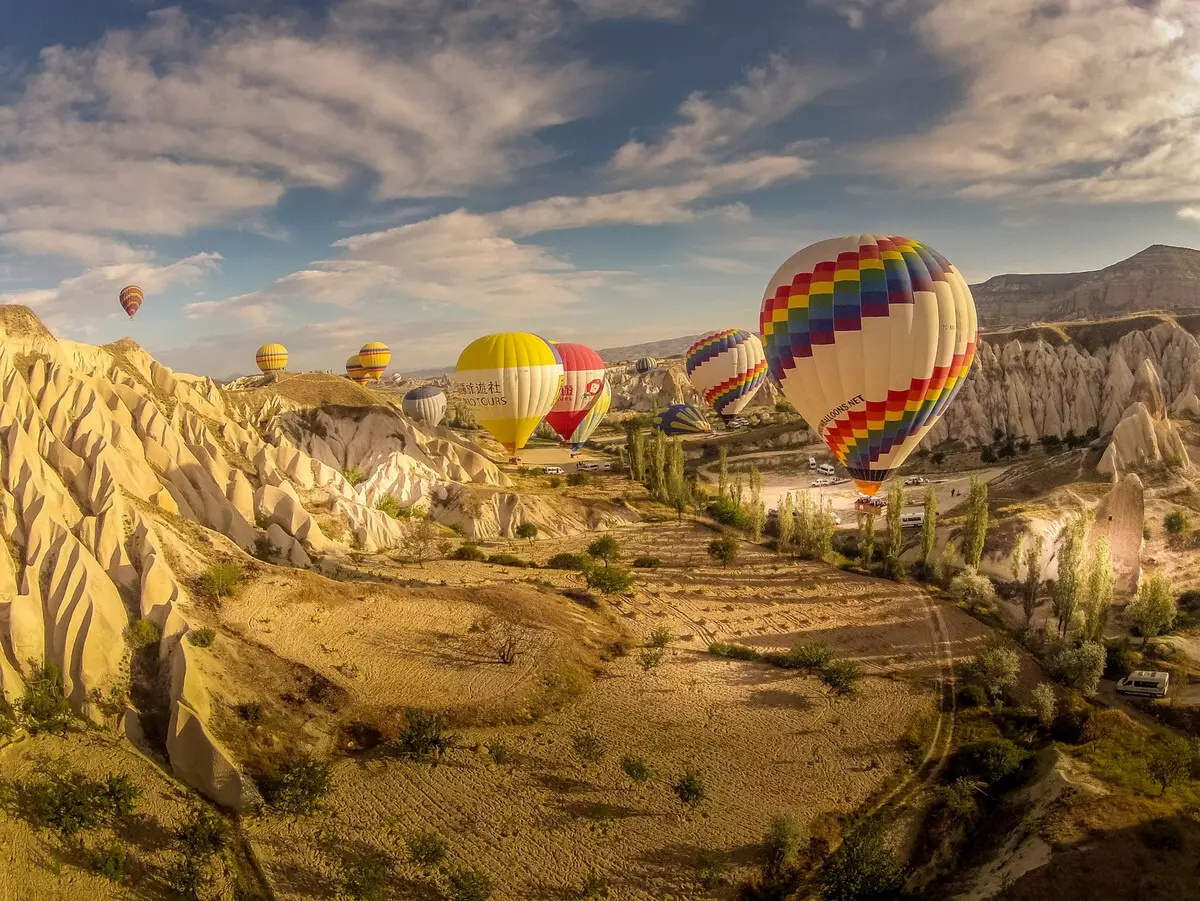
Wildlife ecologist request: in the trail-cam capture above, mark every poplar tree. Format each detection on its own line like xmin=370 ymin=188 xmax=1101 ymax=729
xmin=962 ymin=477 xmax=988 ymax=568
xmin=886 ymin=481 xmax=904 ymax=566
xmin=858 ymin=511 xmax=876 ymax=564
xmin=920 ymin=486 xmax=937 ymax=570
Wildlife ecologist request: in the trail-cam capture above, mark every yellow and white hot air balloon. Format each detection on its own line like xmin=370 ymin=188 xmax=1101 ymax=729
xmin=359 ymin=341 xmax=391 ymax=380
xmin=256 ymin=343 xmax=288 ymax=375
xmin=454 ymin=332 xmax=563 ymax=458
xmin=760 ymin=234 xmax=978 ymax=496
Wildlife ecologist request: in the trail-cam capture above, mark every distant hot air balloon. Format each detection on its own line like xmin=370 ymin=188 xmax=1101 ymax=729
xmin=635 ymin=357 xmax=657 ymax=373
xmin=543 ymin=342 xmax=607 ymax=443
xmin=359 ymin=342 xmax=391 ymax=380
xmin=119 ymin=285 xmax=144 ymax=319
xmin=402 ymin=385 xmax=448 ymax=425
xmin=256 ymin=343 xmax=288 ymax=375
xmin=569 ymin=381 xmax=611 ymax=453
xmin=685 ymin=329 xmax=768 ymax=421
xmin=655 ymin=404 xmax=711 ymax=436
xmin=346 ymin=354 xmax=369 ymax=384
xmin=454 ymin=332 xmax=564 ymax=458
xmin=760 ymin=234 xmax=978 ymax=497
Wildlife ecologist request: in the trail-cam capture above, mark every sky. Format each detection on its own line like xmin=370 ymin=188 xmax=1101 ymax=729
xmin=2 ymin=0 xmax=1200 ymax=377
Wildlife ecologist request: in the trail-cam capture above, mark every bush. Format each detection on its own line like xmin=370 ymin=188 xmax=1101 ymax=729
xmin=762 ymin=814 xmax=806 ymax=880
xmin=390 ymin=708 xmax=456 ymax=761
xmin=707 ymin=497 xmax=746 ymax=528
xmin=485 ymin=740 xmax=510 ymax=764
xmin=548 ymin=552 xmax=589 ymax=571
xmin=949 ymin=568 xmax=997 ymax=614
xmin=951 ymin=738 xmax=1030 ymax=786
xmin=577 ymin=871 xmax=609 ymax=900
xmin=406 ymin=830 xmax=447 ymax=867
xmin=19 ymin=662 xmax=74 ymax=734
xmin=448 ymin=868 xmax=493 ymax=901
xmin=639 ymin=648 xmax=664 ymax=671
xmin=1052 ymin=640 xmax=1105 ymax=696
xmin=1164 ymin=510 xmax=1191 ymax=536
xmin=671 ymin=768 xmax=706 ymax=809
xmin=820 ymin=660 xmax=863 ymax=698
xmin=621 ymin=755 xmax=650 ymax=782
xmin=1128 ymin=574 xmax=1178 ymax=640
xmin=453 ymin=542 xmax=488 ymax=562
xmin=341 ymin=854 xmax=388 ymax=901
xmin=125 ymin=618 xmax=161 ymax=650
xmin=487 ymin=552 xmax=529 ymax=568
xmin=696 ymin=848 xmax=729 ymax=890
xmin=958 ymin=684 xmax=989 ymax=708
xmin=646 ymin=626 xmax=674 ymax=649
xmin=548 ymin=477 xmax=562 ymax=488
xmin=820 ymin=820 xmax=904 ymax=901
xmin=342 ymin=467 xmax=365 ymax=486
xmin=709 ymin=642 xmax=761 ymax=661
xmin=86 ymin=845 xmax=128 ymax=882
xmin=375 ymin=495 xmax=406 ymax=518
xmin=968 ymin=644 xmax=1020 ymax=701
xmin=201 ymin=562 xmax=242 ymax=601
xmin=515 ymin=522 xmax=539 ymax=542
xmin=583 ymin=565 xmax=634 ymax=595
xmin=176 ymin=805 xmax=228 ymax=859
xmin=1030 ymin=682 xmax=1057 ymax=728
xmin=572 ymin=729 xmax=606 ymax=764
xmin=934 ymin=778 xmax=980 ymax=821
xmin=187 ymin=627 xmax=216 ymax=648
xmin=26 ymin=770 xmax=140 ymax=840
xmin=707 ymin=535 xmax=740 ymax=568
xmin=781 ymin=642 xmax=833 ymax=672
xmin=237 ymin=701 xmax=262 ymax=725
xmin=257 ymin=754 xmax=332 ymax=815
xmin=633 ymin=556 xmax=661 ymax=569
xmin=567 ymin=472 xmax=593 ymax=487
xmin=1105 ymin=639 xmax=1138 ymax=679
xmin=586 ymin=535 xmax=621 ymax=567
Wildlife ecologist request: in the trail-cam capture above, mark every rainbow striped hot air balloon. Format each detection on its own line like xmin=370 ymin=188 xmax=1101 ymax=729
xmin=359 ymin=342 xmax=391 ymax=380
xmin=402 ymin=385 xmax=448 ymax=425
xmin=455 ymin=333 xmax=564 ymax=458
xmin=119 ymin=285 xmax=143 ymax=319
xmin=256 ymin=343 xmax=288 ymax=375
xmin=655 ymin=404 xmax=711 ymax=436
xmin=544 ymin=342 xmax=607 ymax=444
xmin=569 ymin=381 xmax=611 ymax=452
xmin=760 ymin=234 xmax=978 ymax=497
xmin=346 ymin=354 xmax=369 ymax=384
xmin=685 ymin=329 xmax=768 ymax=421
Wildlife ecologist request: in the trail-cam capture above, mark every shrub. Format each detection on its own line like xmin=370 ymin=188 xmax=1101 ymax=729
xmin=1052 ymin=640 xmax=1105 ymax=696
xmin=621 ymin=755 xmax=650 ymax=782
xmin=949 ymin=568 xmax=997 ymax=614
xmin=176 ymin=805 xmax=228 ymax=859
xmin=86 ymin=845 xmax=128 ymax=882
xmin=187 ymin=627 xmax=216 ymax=648
xmin=572 ymin=729 xmax=606 ymax=764
xmin=125 ymin=618 xmax=161 ymax=650
xmin=586 ymin=535 xmax=621 ymax=567
xmin=375 ymin=495 xmax=405 ymax=518
xmin=707 ymin=497 xmax=746 ymax=528
xmin=1105 ymin=639 xmax=1138 ymax=679
xmin=707 ymin=535 xmax=740 ymax=568
xmin=1148 ymin=734 xmax=1192 ymax=795
xmin=951 ymin=738 xmax=1030 ymax=786
xmin=820 ymin=820 xmax=904 ymax=901
xmin=578 ymin=871 xmax=609 ymax=900
xmin=26 ymin=770 xmax=140 ymax=840
xmin=958 ymin=684 xmax=988 ymax=708
xmin=201 ymin=562 xmax=242 ymax=601
xmin=257 ymin=754 xmax=332 ymax=815
xmin=452 ymin=542 xmax=488 ymax=562
xmin=515 ymin=522 xmax=539 ymax=542
xmin=633 ymin=556 xmax=661 ymax=569
xmin=19 ymin=662 xmax=74 ymax=734
xmin=390 ymin=708 xmax=456 ymax=761
xmin=782 ymin=642 xmax=833 ymax=672
xmin=762 ymin=814 xmax=806 ymax=880
xmin=342 ymin=467 xmax=365 ymax=486
xmin=709 ymin=642 xmax=760 ymax=661
xmin=548 ymin=552 xmax=589 ymax=571
xmin=820 ymin=660 xmax=863 ymax=698
xmin=646 ymin=626 xmax=674 ymax=649
xmin=567 ymin=472 xmax=592 ymax=487
xmin=968 ymin=644 xmax=1021 ymax=701
xmin=1164 ymin=510 xmax=1191 ymax=536
xmin=671 ymin=768 xmax=706 ymax=809
xmin=1030 ymin=682 xmax=1057 ymax=728
xmin=487 ymin=552 xmax=529 ymax=568
xmin=485 ymin=740 xmax=510 ymax=764
xmin=236 ymin=701 xmax=262 ymax=725
xmin=340 ymin=853 xmax=388 ymax=901
xmin=583 ymin=565 xmax=634 ymax=595
xmin=934 ymin=778 xmax=980 ymax=820
xmin=696 ymin=848 xmax=729 ymax=890
xmin=548 ymin=477 xmax=563 ymax=488
xmin=448 ymin=868 xmax=493 ymax=901
xmin=406 ymin=830 xmax=447 ymax=867
xmin=639 ymin=648 xmax=664 ymax=671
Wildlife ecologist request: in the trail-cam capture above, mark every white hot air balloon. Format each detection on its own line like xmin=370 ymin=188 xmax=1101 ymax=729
xmin=402 ymin=385 xmax=448 ymax=425
xmin=684 ymin=329 xmax=768 ymax=421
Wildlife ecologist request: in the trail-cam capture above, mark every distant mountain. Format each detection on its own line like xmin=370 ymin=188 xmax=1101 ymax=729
xmin=596 ymin=333 xmax=703 ymax=363
xmin=971 ymin=244 xmax=1200 ymax=328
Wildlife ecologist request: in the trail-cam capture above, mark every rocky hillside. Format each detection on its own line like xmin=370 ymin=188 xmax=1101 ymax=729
xmin=605 ymin=358 xmax=781 ymax=413
xmin=971 ymin=244 xmax=1200 ymax=328
xmin=0 ymin=305 xmax=635 ymax=809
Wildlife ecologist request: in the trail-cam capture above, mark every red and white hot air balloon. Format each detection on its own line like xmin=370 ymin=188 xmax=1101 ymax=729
xmin=543 ymin=342 xmax=607 ymax=444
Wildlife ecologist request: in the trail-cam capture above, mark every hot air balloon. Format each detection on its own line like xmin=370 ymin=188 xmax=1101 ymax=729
xmin=655 ymin=404 xmax=711 ymax=436
xmin=402 ymin=385 xmax=448 ymax=425
xmin=454 ymin=332 xmax=564 ymax=458
xmin=119 ymin=285 xmax=143 ymax=319
xmin=760 ymin=234 xmax=978 ymax=497
xmin=543 ymin=342 xmax=607 ymax=443
xmin=569 ymin=382 xmax=611 ymax=453
xmin=635 ymin=357 xmax=657 ymax=373
xmin=346 ymin=354 xmax=369 ymax=384
xmin=359 ymin=342 xmax=391 ymax=380
xmin=685 ymin=329 xmax=768 ymax=421
xmin=256 ymin=343 xmax=288 ymax=375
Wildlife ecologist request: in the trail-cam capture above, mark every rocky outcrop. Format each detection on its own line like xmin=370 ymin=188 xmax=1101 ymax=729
xmin=1091 ymin=474 xmax=1145 ymax=596
xmin=605 ymin=360 xmax=780 ymax=414
xmin=1097 ymin=360 xmax=1190 ymax=478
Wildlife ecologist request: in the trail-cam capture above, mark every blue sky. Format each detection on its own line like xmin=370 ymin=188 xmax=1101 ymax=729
xmin=2 ymin=0 xmax=1199 ymax=377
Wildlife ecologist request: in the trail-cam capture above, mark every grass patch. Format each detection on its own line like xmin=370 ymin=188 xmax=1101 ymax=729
xmin=200 ymin=562 xmax=242 ymax=602
xmin=124 ymin=618 xmax=161 ymax=650
xmin=187 ymin=627 xmax=216 ymax=648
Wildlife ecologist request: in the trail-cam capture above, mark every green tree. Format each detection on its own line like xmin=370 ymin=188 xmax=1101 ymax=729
xmin=584 ymin=565 xmax=635 ymax=595
xmin=813 ymin=498 xmax=837 ymax=560
xmin=857 ymin=511 xmax=876 ymax=564
xmin=962 ymin=476 xmax=989 ymax=568
xmin=626 ymin=426 xmax=645 ymax=482
xmin=821 ymin=820 xmax=904 ymax=901
xmin=1011 ymin=532 xmax=1024 ymax=584
xmin=1052 ymin=515 xmax=1089 ymax=637
xmin=777 ymin=492 xmax=795 ymax=552
xmin=950 ymin=568 xmax=997 ymax=614
xmin=1164 ymin=509 xmax=1191 ymax=537
xmin=707 ymin=536 xmax=739 ymax=568
xmin=920 ymin=486 xmax=938 ymax=569
xmin=970 ymin=643 xmax=1020 ymax=701
xmin=1081 ymin=537 xmax=1113 ymax=642
xmin=666 ymin=439 xmax=689 ymax=521
xmin=795 ymin=491 xmax=816 ymax=557
xmin=650 ymin=432 xmax=668 ymax=501
xmin=1021 ymin=533 xmax=1045 ymax=626
xmin=515 ymin=522 xmax=538 ymax=545
xmin=747 ymin=465 xmax=766 ymax=541
xmin=717 ymin=446 xmax=729 ymax=499
xmin=886 ymin=481 xmax=904 ymax=565
xmin=586 ymin=534 xmax=621 ymax=567
xmin=1148 ymin=734 xmax=1192 ymax=795
xmin=1127 ymin=572 xmax=1177 ymax=643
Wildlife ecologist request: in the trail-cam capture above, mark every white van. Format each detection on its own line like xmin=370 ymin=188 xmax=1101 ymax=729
xmin=900 ymin=511 xmax=925 ymax=529
xmin=541 ymin=465 xmax=565 ymax=475
xmin=817 ymin=463 xmax=835 ymax=476
xmin=808 ymin=457 xmax=818 ymax=469
xmin=1115 ymin=671 xmax=1170 ymax=698
xmin=577 ymin=462 xmax=601 ymax=473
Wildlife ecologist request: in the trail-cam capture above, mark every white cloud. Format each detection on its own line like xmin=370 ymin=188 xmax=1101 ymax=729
xmin=573 ymin=0 xmax=693 ymax=20
xmin=858 ymin=0 xmax=1200 ymax=204
xmin=0 ymin=230 xmax=151 ymax=265
xmin=185 ymin=294 xmax=280 ymax=327
xmin=1180 ymin=206 xmax=1200 ymax=224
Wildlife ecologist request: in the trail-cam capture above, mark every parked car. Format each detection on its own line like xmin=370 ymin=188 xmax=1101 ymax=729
xmin=808 ymin=457 xmax=818 ymax=469
xmin=904 ymin=476 xmax=926 ymax=486
xmin=1115 ymin=671 xmax=1169 ymax=698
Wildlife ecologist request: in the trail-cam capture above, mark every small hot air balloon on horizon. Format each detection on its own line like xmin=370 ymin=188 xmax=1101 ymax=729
xmin=454 ymin=332 xmax=564 ymax=459
xmin=685 ymin=329 xmax=768 ymax=422
xmin=346 ymin=354 xmax=370 ymax=384
xmin=119 ymin=285 xmax=144 ymax=319
xmin=655 ymin=403 xmax=711 ymax=436
xmin=543 ymin=342 xmax=607 ymax=444
xmin=402 ymin=385 xmax=448 ymax=425
xmin=569 ymin=381 xmax=611 ymax=453
xmin=359 ymin=342 xmax=391 ymax=380
xmin=760 ymin=234 xmax=978 ymax=497
xmin=255 ymin=343 xmax=288 ymax=375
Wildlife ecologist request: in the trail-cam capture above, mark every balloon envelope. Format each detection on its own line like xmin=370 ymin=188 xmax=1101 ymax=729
xmin=635 ymin=357 xmax=657 ymax=373
xmin=655 ymin=404 xmax=711 ymax=436
xmin=403 ymin=385 xmax=448 ymax=425
xmin=359 ymin=342 xmax=391 ymax=379
xmin=544 ymin=342 xmax=607 ymax=443
xmin=346 ymin=354 xmax=369 ymax=384
xmin=685 ymin=329 xmax=768 ymax=419
xmin=569 ymin=381 xmax=611 ymax=451
xmin=760 ymin=234 xmax=977 ymax=496
xmin=119 ymin=285 xmax=143 ymax=319
xmin=454 ymin=332 xmax=564 ymax=456
xmin=256 ymin=343 xmax=288 ymax=375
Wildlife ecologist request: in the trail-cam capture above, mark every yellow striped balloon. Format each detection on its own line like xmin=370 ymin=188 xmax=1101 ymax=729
xmin=358 ymin=342 xmax=391 ymax=379
xmin=346 ymin=354 xmax=369 ymax=384
xmin=119 ymin=285 xmax=143 ymax=319
xmin=255 ymin=343 xmax=288 ymax=375
xmin=454 ymin=332 xmax=563 ymax=456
